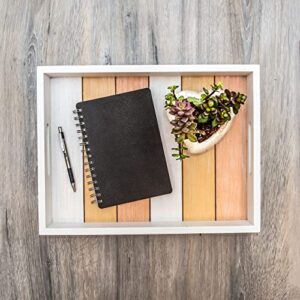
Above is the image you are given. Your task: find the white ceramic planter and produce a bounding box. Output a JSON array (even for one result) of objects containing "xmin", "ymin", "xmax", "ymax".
[{"xmin": 167, "ymin": 90, "xmax": 235, "ymax": 155}]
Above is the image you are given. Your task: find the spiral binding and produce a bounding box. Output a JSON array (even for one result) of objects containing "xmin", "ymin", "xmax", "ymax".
[{"xmin": 74, "ymin": 109, "xmax": 103, "ymax": 205}]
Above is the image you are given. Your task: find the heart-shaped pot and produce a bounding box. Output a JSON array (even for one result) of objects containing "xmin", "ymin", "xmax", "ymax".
[{"xmin": 166, "ymin": 90, "xmax": 235, "ymax": 155}]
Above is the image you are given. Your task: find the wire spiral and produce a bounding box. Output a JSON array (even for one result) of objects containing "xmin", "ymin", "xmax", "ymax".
[{"xmin": 74, "ymin": 109, "xmax": 103, "ymax": 205}]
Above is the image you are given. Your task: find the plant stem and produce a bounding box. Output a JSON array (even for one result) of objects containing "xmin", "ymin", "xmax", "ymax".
[
  {"xmin": 179, "ymin": 142, "xmax": 184, "ymax": 157},
  {"xmin": 172, "ymin": 90, "xmax": 178, "ymax": 100},
  {"xmin": 204, "ymin": 89, "xmax": 217, "ymax": 101}
]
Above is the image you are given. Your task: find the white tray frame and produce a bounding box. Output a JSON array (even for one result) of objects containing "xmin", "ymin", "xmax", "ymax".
[{"xmin": 37, "ymin": 65, "xmax": 260, "ymax": 235}]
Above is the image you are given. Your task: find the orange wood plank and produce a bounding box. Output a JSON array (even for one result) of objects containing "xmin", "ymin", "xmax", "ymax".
[
  {"xmin": 115, "ymin": 76, "xmax": 150, "ymax": 222},
  {"xmin": 82, "ymin": 77, "xmax": 117, "ymax": 222},
  {"xmin": 215, "ymin": 76, "xmax": 248, "ymax": 220},
  {"xmin": 182, "ymin": 76, "xmax": 216, "ymax": 221}
]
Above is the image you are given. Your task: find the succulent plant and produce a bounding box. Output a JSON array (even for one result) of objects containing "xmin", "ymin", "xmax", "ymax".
[
  {"xmin": 196, "ymin": 82, "xmax": 247, "ymax": 130},
  {"xmin": 169, "ymin": 100, "xmax": 197, "ymax": 159},
  {"xmin": 165, "ymin": 82, "xmax": 247, "ymax": 160},
  {"xmin": 164, "ymin": 85, "xmax": 179, "ymax": 108}
]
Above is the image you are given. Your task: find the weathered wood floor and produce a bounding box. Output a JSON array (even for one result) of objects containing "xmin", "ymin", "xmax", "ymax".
[{"xmin": 0, "ymin": 1, "xmax": 299, "ymax": 299}]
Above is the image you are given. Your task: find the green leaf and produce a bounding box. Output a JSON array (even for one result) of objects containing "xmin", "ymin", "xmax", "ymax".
[
  {"xmin": 177, "ymin": 95, "xmax": 184, "ymax": 101},
  {"xmin": 167, "ymin": 85, "xmax": 179, "ymax": 92},
  {"xmin": 176, "ymin": 135, "xmax": 185, "ymax": 143},
  {"xmin": 189, "ymin": 123, "xmax": 197, "ymax": 130},
  {"xmin": 187, "ymin": 96, "xmax": 202, "ymax": 106},
  {"xmin": 172, "ymin": 154, "xmax": 180, "ymax": 157},
  {"xmin": 222, "ymin": 111, "xmax": 229, "ymax": 118},
  {"xmin": 187, "ymin": 133, "xmax": 197, "ymax": 142},
  {"xmin": 212, "ymin": 118, "xmax": 218, "ymax": 128},
  {"xmin": 216, "ymin": 81, "xmax": 223, "ymax": 89},
  {"xmin": 203, "ymin": 87, "xmax": 209, "ymax": 95},
  {"xmin": 198, "ymin": 114, "xmax": 209, "ymax": 124},
  {"xmin": 208, "ymin": 100, "xmax": 215, "ymax": 107}
]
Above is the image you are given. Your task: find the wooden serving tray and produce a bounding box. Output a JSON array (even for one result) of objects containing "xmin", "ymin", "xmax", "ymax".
[{"xmin": 37, "ymin": 65, "xmax": 260, "ymax": 235}]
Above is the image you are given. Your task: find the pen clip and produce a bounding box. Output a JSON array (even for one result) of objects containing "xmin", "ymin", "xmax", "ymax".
[{"xmin": 58, "ymin": 127, "xmax": 66, "ymax": 152}]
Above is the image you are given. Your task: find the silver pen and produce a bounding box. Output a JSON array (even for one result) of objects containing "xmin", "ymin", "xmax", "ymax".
[{"xmin": 58, "ymin": 126, "xmax": 76, "ymax": 192}]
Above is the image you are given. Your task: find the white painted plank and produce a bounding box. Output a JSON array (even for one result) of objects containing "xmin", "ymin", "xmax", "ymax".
[
  {"xmin": 150, "ymin": 76, "xmax": 182, "ymax": 221},
  {"xmin": 50, "ymin": 78, "xmax": 83, "ymax": 222}
]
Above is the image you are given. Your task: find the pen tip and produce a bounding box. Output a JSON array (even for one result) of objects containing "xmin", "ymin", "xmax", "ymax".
[{"xmin": 72, "ymin": 183, "xmax": 76, "ymax": 192}]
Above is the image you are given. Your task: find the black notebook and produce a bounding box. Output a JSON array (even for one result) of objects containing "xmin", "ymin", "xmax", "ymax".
[{"xmin": 75, "ymin": 88, "xmax": 172, "ymax": 208}]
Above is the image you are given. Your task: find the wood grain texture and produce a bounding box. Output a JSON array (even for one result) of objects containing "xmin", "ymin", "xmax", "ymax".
[
  {"xmin": 216, "ymin": 76, "xmax": 248, "ymax": 220},
  {"xmin": 149, "ymin": 76, "xmax": 183, "ymax": 221},
  {"xmin": 50, "ymin": 78, "xmax": 83, "ymax": 223},
  {"xmin": 82, "ymin": 77, "xmax": 117, "ymax": 222},
  {"xmin": 182, "ymin": 76, "xmax": 216, "ymax": 221},
  {"xmin": 1, "ymin": 0, "xmax": 300, "ymax": 299},
  {"xmin": 115, "ymin": 76, "xmax": 150, "ymax": 222}
]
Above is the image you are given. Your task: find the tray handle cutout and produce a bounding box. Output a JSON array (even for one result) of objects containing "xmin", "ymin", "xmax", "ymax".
[
  {"xmin": 46, "ymin": 123, "xmax": 51, "ymax": 176},
  {"xmin": 248, "ymin": 123, "xmax": 252, "ymax": 175}
]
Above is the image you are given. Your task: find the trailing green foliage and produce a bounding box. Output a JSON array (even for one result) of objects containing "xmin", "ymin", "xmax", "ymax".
[{"xmin": 164, "ymin": 85, "xmax": 179, "ymax": 108}]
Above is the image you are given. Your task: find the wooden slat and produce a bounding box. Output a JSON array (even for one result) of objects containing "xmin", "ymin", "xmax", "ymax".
[
  {"xmin": 182, "ymin": 76, "xmax": 216, "ymax": 221},
  {"xmin": 216, "ymin": 76, "xmax": 248, "ymax": 220},
  {"xmin": 149, "ymin": 76, "xmax": 182, "ymax": 221},
  {"xmin": 116, "ymin": 76, "xmax": 150, "ymax": 222},
  {"xmin": 50, "ymin": 78, "xmax": 84, "ymax": 222},
  {"xmin": 82, "ymin": 77, "xmax": 117, "ymax": 222}
]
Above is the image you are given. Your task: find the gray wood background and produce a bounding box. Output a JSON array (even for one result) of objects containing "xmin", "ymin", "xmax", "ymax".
[{"xmin": 0, "ymin": 0, "xmax": 299, "ymax": 299}]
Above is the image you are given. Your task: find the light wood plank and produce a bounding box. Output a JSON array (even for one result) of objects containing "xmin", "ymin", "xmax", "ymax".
[
  {"xmin": 149, "ymin": 76, "xmax": 182, "ymax": 221},
  {"xmin": 82, "ymin": 77, "xmax": 117, "ymax": 222},
  {"xmin": 50, "ymin": 78, "xmax": 83, "ymax": 222},
  {"xmin": 115, "ymin": 76, "xmax": 150, "ymax": 222},
  {"xmin": 216, "ymin": 76, "xmax": 248, "ymax": 220},
  {"xmin": 182, "ymin": 76, "xmax": 216, "ymax": 221}
]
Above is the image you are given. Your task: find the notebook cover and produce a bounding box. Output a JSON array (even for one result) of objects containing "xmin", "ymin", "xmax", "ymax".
[{"xmin": 76, "ymin": 88, "xmax": 172, "ymax": 208}]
